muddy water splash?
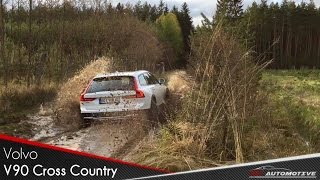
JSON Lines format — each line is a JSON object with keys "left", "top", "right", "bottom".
{"left": 54, "top": 57, "right": 110, "bottom": 129}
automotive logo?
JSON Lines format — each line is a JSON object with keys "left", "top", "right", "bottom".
{"left": 249, "top": 165, "right": 317, "bottom": 179}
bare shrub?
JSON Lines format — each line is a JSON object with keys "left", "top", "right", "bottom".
{"left": 53, "top": 57, "right": 110, "bottom": 130}
{"left": 98, "top": 15, "right": 165, "bottom": 72}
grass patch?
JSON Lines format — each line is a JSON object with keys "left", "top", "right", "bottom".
{"left": 259, "top": 70, "right": 320, "bottom": 149}
{"left": 261, "top": 70, "right": 320, "bottom": 130}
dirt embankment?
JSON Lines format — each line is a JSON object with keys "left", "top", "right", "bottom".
{"left": 27, "top": 59, "right": 191, "bottom": 159}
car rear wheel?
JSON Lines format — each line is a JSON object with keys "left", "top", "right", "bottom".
{"left": 147, "top": 97, "right": 159, "bottom": 126}
{"left": 80, "top": 113, "right": 92, "bottom": 128}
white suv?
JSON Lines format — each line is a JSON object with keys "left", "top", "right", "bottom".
{"left": 80, "top": 70, "right": 168, "bottom": 120}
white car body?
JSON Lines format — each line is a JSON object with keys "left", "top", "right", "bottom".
{"left": 80, "top": 70, "right": 168, "bottom": 120}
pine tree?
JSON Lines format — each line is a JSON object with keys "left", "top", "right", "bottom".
{"left": 141, "top": 2, "right": 150, "bottom": 21}
{"left": 179, "top": 2, "right": 193, "bottom": 54}
{"left": 214, "top": 0, "right": 229, "bottom": 23}
{"left": 106, "top": 2, "right": 114, "bottom": 15}
{"left": 149, "top": 5, "right": 158, "bottom": 22}
{"left": 229, "top": 0, "right": 244, "bottom": 22}
{"left": 171, "top": 5, "right": 178, "bottom": 14}
{"left": 158, "top": 0, "right": 165, "bottom": 16}
{"left": 170, "top": 2, "right": 193, "bottom": 66}
{"left": 116, "top": 3, "right": 124, "bottom": 13}
{"left": 164, "top": 4, "right": 169, "bottom": 14}
{"left": 200, "top": 13, "right": 213, "bottom": 30}
{"left": 134, "top": 1, "right": 142, "bottom": 19}
{"left": 214, "top": 0, "right": 243, "bottom": 24}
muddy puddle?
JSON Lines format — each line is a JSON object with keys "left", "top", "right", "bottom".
{"left": 27, "top": 112, "right": 148, "bottom": 158}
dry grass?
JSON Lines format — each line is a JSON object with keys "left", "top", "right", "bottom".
{"left": 0, "top": 83, "right": 57, "bottom": 116}
{"left": 53, "top": 57, "right": 110, "bottom": 130}
{"left": 132, "top": 122, "right": 223, "bottom": 172}
{"left": 131, "top": 26, "right": 271, "bottom": 171}
{"left": 132, "top": 37, "right": 319, "bottom": 172}
{"left": 176, "top": 27, "right": 269, "bottom": 163}
{"left": 166, "top": 71, "right": 192, "bottom": 96}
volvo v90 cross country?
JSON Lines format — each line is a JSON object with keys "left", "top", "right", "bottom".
{"left": 80, "top": 70, "right": 168, "bottom": 121}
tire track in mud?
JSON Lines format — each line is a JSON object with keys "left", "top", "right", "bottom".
{"left": 109, "top": 119, "right": 150, "bottom": 159}
{"left": 29, "top": 111, "right": 151, "bottom": 159}
{"left": 79, "top": 116, "right": 149, "bottom": 157}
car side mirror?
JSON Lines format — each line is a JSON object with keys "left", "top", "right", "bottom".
{"left": 159, "top": 78, "right": 165, "bottom": 85}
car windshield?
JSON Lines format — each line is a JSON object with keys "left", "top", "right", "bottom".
{"left": 87, "top": 76, "right": 135, "bottom": 93}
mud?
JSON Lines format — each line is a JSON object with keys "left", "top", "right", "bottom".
{"left": 29, "top": 111, "right": 149, "bottom": 158}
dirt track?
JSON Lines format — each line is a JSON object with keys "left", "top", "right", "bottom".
{"left": 27, "top": 64, "right": 190, "bottom": 160}
{"left": 29, "top": 112, "right": 149, "bottom": 158}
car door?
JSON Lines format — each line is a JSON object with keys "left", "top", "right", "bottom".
{"left": 150, "top": 73, "right": 167, "bottom": 104}
{"left": 144, "top": 73, "right": 166, "bottom": 105}
{"left": 143, "top": 73, "right": 162, "bottom": 105}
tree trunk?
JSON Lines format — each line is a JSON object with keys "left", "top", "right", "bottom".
{"left": 0, "top": 0, "right": 7, "bottom": 87}
{"left": 27, "top": 0, "right": 32, "bottom": 86}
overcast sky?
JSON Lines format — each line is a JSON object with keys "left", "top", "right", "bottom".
{"left": 112, "top": 0, "right": 320, "bottom": 26}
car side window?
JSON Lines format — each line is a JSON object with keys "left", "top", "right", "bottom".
{"left": 144, "top": 73, "right": 158, "bottom": 85}
{"left": 138, "top": 74, "right": 147, "bottom": 86}
{"left": 149, "top": 73, "right": 159, "bottom": 84}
